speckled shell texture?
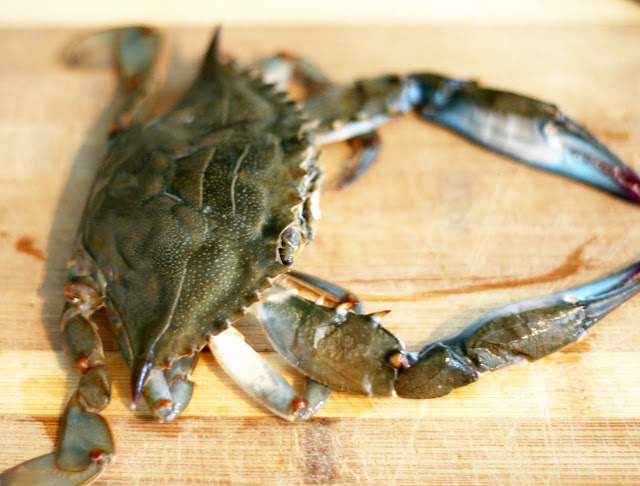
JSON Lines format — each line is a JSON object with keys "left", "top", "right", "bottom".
{"left": 80, "top": 39, "right": 318, "bottom": 368}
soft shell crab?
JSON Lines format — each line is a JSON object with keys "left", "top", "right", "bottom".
{"left": 1, "top": 26, "right": 640, "bottom": 485}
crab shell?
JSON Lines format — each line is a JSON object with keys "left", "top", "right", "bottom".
{"left": 77, "top": 33, "right": 320, "bottom": 399}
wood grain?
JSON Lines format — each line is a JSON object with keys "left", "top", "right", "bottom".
{"left": 0, "top": 24, "right": 639, "bottom": 485}
{"left": 2, "top": 0, "right": 640, "bottom": 26}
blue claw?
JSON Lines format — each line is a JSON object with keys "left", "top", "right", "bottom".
{"left": 560, "top": 259, "right": 640, "bottom": 305}
{"left": 408, "top": 73, "right": 640, "bottom": 203}
{"left": 459, "top": 258, "right": 640, "bottom": 349}
{"left": 395, "top": 259, "right": 640, "bottom": 398}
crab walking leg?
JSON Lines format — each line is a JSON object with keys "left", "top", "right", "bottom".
{"left": 112, "top": 317, "right": 198, "bottom": 422}
{"left": 257, "top": 52, "right": 333, "bottom": 97}
{"left": 61, "top": 310, "right": 110, "bottom": 413}
{"left": 139, "top": 355, "right": 198, "bottom": 421}
{"left": 208, "top": 327, "right": 332, "bottom": 421}
{"left": 336, "top": 131, "right": 383, "bottom": 189}
{"left": 62, "top": 26, "right": 167, "bottom": 134}
{"left": 0, "top": 392, "right": 114, "bottom": 486}
{"left": 213, "top": 271, "right": 372, "bottom": 420}
{"left": 0, "top": 270, "right": 115, "bottom": 484}
{"left": 257, "top": 260, "right": 640, "bottom": 400}
{"left": 0, "top": 395, "right": 114, "bottom": 486}
{"left": 163, "top": 354, "right": 198, "bottom": 418}
{"left": 138, "top": 365, "right": 194, "bottom": 422}
{"left": 407, "top": 73, "right": 640, "bottom": 203}
{"left": 0, "top": 455, "right": 105, "bottom": 486}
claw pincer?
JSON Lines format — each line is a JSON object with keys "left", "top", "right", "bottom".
{"left": 294, "top": 67, "right": 638, "bottom": 199}
{"left": 258, "top": 260, "right": 640, "bottom": 400}
{"left": 407, "top": 73, "right": 640, "bottom": 203}
{"left": 257, "top": 288, "right": 404, "bottom": 397}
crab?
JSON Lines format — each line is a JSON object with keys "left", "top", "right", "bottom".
{"left": 1, "top": 26, "right": 640, "bottom": 485}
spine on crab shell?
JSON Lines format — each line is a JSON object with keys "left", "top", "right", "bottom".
{"left": 406, "top": 73, "right": 640, "bottom": 203}
{"left": 130, "top": 358, "right": 154, "bottom": 407}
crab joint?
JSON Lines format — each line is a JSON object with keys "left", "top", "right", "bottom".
{"left": 63, "top": 281, "right": 102, "bottom": 312}
{"left": 387, "top": 351, "right": 411, "bottom": 370}
{"left": 340, "top": 293, "right": 362, "bottom": 307}
{"left": 158, "top": 399, "right": 173, "bottom": 409}
{"left": 76, "top": 356, "right": 90, "bottom": 373}
{"left": 291, "top": 397, "right": 309, "bottom": 418}
{"left": 88, "top": 449, "right": 110, "bottom": 464}
{"left": 61, "top": 306, "right": 82, "bottom": 324}
{"left": 127, "top": 75, "right": 142, "bottom": 90}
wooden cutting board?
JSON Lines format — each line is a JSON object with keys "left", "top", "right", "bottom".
{"left": 0, "top": 24, "right": 639, "bottom": 485}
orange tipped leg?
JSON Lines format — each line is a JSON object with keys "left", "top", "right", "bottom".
{"left": 0, "top": 265, "right": 115, "bottom": 485}
{"left": 63, "top": 26, "right": 167, "bottom": 135}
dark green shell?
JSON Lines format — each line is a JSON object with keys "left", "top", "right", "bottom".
{"left": 80, "top": 36, "right": 319, "bottom": 368}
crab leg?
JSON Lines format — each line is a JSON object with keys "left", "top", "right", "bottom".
{"left": 61, "top": 305, "right": 110, "bottom": 413}
{"left": 0, "top": 454, "right": 106, "bottom": 486}
{"left": 286, "top": 270, "right": 363, "bottom": 311}
{"left": 138, "top": 358, "right": 197, "bottom": 422}
{"left": 208, "top": 272, "right": 368, "bottom": 421}
{"left": 284, "top": 64, "right": 639, "bottom": 200}
{"left": 162, "top": 355, "right": 198, "bottom": 418}
{"left": 62, "top": 26, "right": 167, "bottom": 134}
{"left": 257, "top": 52, "right": 332, "bottom": 97}
{"left": 0, "top": 394, "right": 114, "bottom": 486}
{"left": 256, "top": 260, "right": 640, "bottom": 401}
{"left": 395, "top": 259, "right": 640, "bottom": 397}
{"left": 141, "top": 355, "right": 197, "bottom": 421}
{"left": 0, "top": 256, "right": 115, "bottom": 485}
{"left": 209, "top": 327, "right": 332, "bottom": 421}
{"left": 109, "top": 308, "right": 198, "bottom": 422}
{"left": 336, "top": 131, "right": 382, "bottom": 189}
{"left": 256, "top": 52, "right": 385, "bottom": 189}
{"left": 407, "top": 73, "right": 640, "bottom": 203}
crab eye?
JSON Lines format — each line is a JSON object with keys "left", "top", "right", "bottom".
{"left": 277, "top": 224, "right": 301, "bottom": 266}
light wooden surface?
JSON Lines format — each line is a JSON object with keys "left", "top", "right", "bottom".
{"left": 2, "top": 0, "right": 640, "bottom": 26}
{"left": 1, "top": 24, "right": 640, "bottom": 485}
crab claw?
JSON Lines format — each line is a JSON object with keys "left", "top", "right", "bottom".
{"left": 395, "top": 259, "right": 640, "bottom": 398}
{"left": 256, "top": 260, "right": 640, "bottom": 402}
{"left": 256, "top": 287, "right": 405, "bottom": 397}
{"left": 408, "top": 73, "right": 640, "bottom": 203}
